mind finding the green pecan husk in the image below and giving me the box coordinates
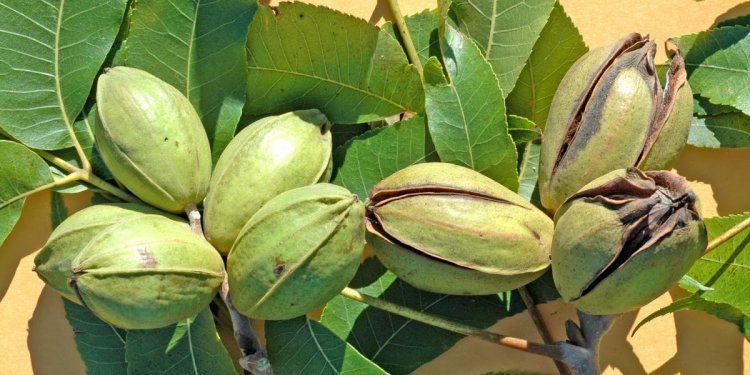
[551,168,707,315]
[95,67,212,213]
[366,163,553,295]
[203,109,333,254]
[70,215,224,329]
[539,33,693,212]
[33,203,185,303]
[227,183,365,320]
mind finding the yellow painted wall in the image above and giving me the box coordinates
[1,1,749,374]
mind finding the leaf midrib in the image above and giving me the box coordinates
[185,0,199,99]
[187,318,198,375]
[698,257,750,270]
[370,294,449,361]
[306,318,338,373]
[54,0,76,145]
[247,66,407,110]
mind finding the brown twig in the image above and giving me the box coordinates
[560,311,620,375]
[220,276,273,375]
[519,286,573,375]
[339,287,620,375]
[184,205,272,374]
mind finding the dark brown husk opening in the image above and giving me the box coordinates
[566,168,700,299]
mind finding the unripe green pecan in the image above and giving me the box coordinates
[71,215,224,329]
[227,183,365,320]
[203,109,333,254]
[366,163,553,295]
[551,168,707,315]
[539,33,693,213]
[33,203,185,303]
[95,66,212,213]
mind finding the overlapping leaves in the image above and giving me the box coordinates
[266,315,388,375]
[318,259,559,374]
[451,0,556,96]
[635,212,750,337]
[424,24,518,189]
[0,0,127,150]
[332,115,438,199]
[506,1,588,127]
[245,2,424,124]
[672,23,750,148]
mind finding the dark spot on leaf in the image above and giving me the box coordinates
[174,140,179,147]
[299,13,304,19]
[163,137,168,142]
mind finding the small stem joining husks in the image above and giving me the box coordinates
[185,204,204,237]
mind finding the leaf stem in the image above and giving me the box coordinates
[386,0,423,76]
[0,173,81,210]
[339,287,559,357]
[339,287,621,375]
[34,148,139,204]
[704,215,750,254]
[519,286,572,375]
[185,204,204,237]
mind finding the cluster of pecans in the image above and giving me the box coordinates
[34,32,706,331]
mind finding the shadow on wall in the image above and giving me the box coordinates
[599,288,746,375]
[674,147,750,216]
[599,311,648,375]
[28,287,85,375]
[0,191,53,301]
[652,289,745,375]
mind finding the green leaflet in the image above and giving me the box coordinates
[632,295,749,338]
[245,3,424,124]
[517,140,542,207]
[332,115,438,199]
[265,315,388,375]
[451,0,556,96]
[686,212,750,316]
[0,0,127,150]
[63,299,128,375]
[506,1,588,128]
[688,113,750,148]
[508,115,542,144]
[672,26,750,117]
[424,25,518,190]
[125,308,237,375]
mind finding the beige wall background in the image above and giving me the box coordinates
[2,1,749,374]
